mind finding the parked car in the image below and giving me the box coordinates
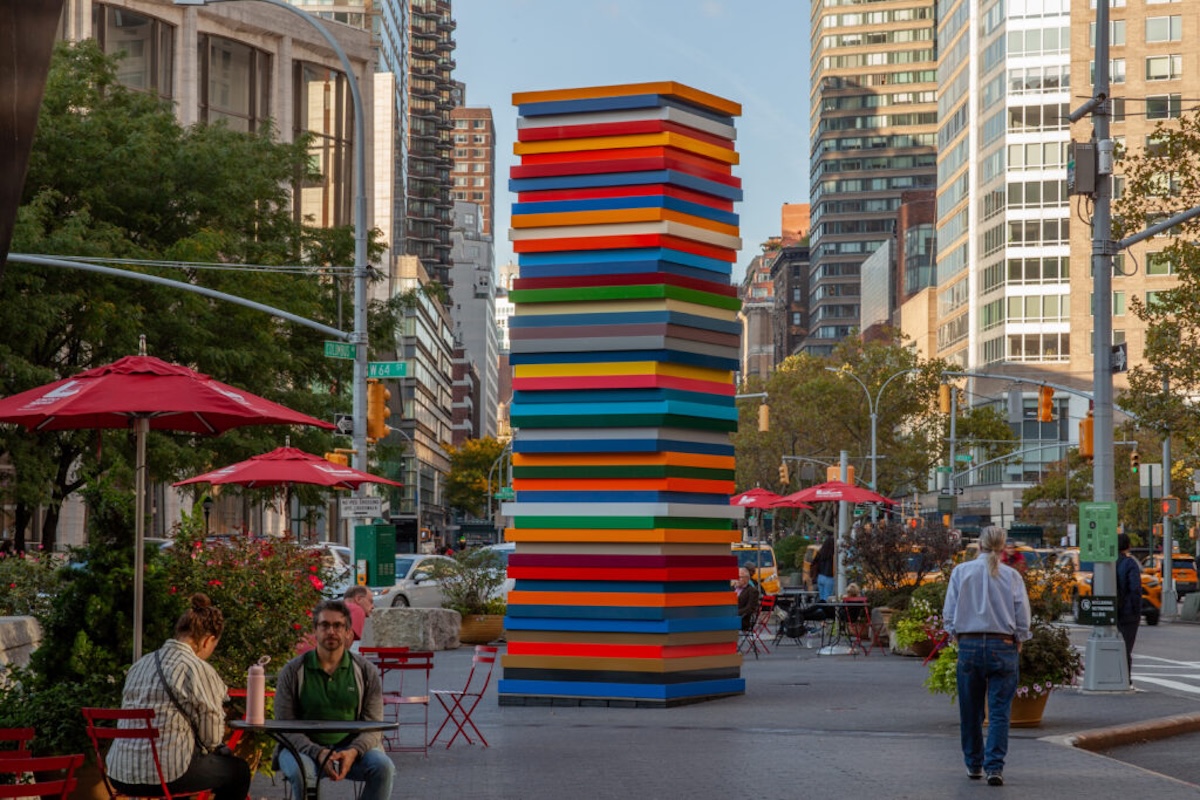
[480,541,515,601]
[371,554,455,609]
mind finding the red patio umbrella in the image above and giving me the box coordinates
[0,351,335,661]
[175,446,401,490]
[730,488,786,509]
[773,480,895,507]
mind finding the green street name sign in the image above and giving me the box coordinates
[936,466,953,474]
[494,487,515,501]
[324,341,355,360]
[368,361,408,379]
[954,454,973,462]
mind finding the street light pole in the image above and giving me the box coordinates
[826,367,915,519]
[174,0,371,538]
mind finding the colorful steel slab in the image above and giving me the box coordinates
[516,104,738,141]
[512,81,742,116]
[509,169,743,201]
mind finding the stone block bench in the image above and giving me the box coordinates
[367,607,460,651]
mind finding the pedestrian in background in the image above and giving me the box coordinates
[1115,532,1142,683]
[734,567,760,631]
[342,585,374,650]
[942,526,1031,787]
[812,533,836,601]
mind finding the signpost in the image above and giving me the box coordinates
[1079,501,1119,562]
[334,414,353,435]
[324,340,355,360]
[367,361,408,379]
[1077,595,1117,626]
[340,496,384,518]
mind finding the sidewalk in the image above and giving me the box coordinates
[252,638,1200,800]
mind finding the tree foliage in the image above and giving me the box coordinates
[1112,108,1200,473]
[444,437,507,518]
[1,41,405,548]
[840,519,957,594]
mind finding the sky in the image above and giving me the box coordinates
[451,0,812,281]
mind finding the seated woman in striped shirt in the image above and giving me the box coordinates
[107,593,250,800]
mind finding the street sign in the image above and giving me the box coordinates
[1077,595,1117,626]
[340,496,384,518]
[939,487,964,495]
[324,340,355,360]
[494,487,515,501]
[937,496,957,513]
[334,414,353,435]
[1079,501,1119,562]
[1190,494,1200,502]
[368,361,408,379]
[1111,342,1128,373]
[954,454,973,463]
[936,466,953,474]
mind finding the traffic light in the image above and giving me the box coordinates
[778,462,790,485]
[324,452,349,466]
[1130,450,1141,474]
[1162,496,1180,517]
[366,378,392,441]
[1037,386,1055,423]
[826,465,856,484]
[938,384,951,414]
[1078,410,1094,460]
[758,403,770,433]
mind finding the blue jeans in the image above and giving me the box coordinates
[278,747,394,800]
[956,636,1019,775]
[817,574,836,601]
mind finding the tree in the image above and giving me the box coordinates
[444,438,507,518]
[1112,109,1200,477]
[1,42,401,547]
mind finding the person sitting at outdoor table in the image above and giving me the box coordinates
[734,567,761,631]
[107,593,251,800]
[274,599,394,800]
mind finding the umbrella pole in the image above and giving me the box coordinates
[132,416,149,663]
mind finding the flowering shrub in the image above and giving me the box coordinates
[159,513,337,686]
[892,597,943,649]
[0,547,63,618]
[924,621,1084,702]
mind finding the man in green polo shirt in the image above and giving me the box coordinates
[274,600,394,800]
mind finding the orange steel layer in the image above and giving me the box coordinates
[512,452,735,469]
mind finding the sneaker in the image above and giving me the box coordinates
[987,772,1004,786]
[967,767,983,780]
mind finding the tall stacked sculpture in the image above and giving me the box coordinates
[498,82,745,706]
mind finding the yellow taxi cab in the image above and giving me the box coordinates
[1059,548,1160,625]
[732,542,780,596]
[1140,552,1198,598]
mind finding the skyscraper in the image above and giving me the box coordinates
[804,0,938,356]
[450,98,496,238]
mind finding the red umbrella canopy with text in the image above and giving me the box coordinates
[0,353,335,662]
[176,446,400,490]
[773,480,894,507]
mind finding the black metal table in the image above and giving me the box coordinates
[228,719,398,800]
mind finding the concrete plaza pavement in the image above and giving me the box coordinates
[251,637,1200,800]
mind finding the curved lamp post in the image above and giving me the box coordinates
[825,366,915,518]
[174,0,371,524]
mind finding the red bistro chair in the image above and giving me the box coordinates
[360,647,434,756]
[428,645,499,748]
[81,708,211,800]
[0,728,35,757]
[0,753,83,800]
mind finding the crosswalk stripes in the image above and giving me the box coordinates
[1132,654,1200,696]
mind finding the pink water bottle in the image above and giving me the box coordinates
[245,656,270,724]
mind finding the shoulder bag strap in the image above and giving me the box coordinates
[154,650,209,754]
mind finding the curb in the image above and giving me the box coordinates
[1063,712,1200,751]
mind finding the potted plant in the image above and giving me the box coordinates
[923,558,1084,726]
[889,581,948,656]
[427,548,507,644]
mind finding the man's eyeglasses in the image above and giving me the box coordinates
[316,621,347,632]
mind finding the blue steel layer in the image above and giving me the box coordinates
[497,677,746,701]
[508,350,740,371]
[518,246,732,273]
[509,169,743,201]
[512,196,739,227]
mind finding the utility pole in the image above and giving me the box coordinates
[1077,0,1128,691]
[1162,380,1178,618]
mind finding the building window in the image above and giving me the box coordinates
[92,4,174,100]
[1147,252,1175,275]
[1089,19,1126,46]
[1146,94,1182,119]
[199,35,270,132]
[1145,15,1182,42]
[1145,55,1182,81]
[293,62,353,228]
